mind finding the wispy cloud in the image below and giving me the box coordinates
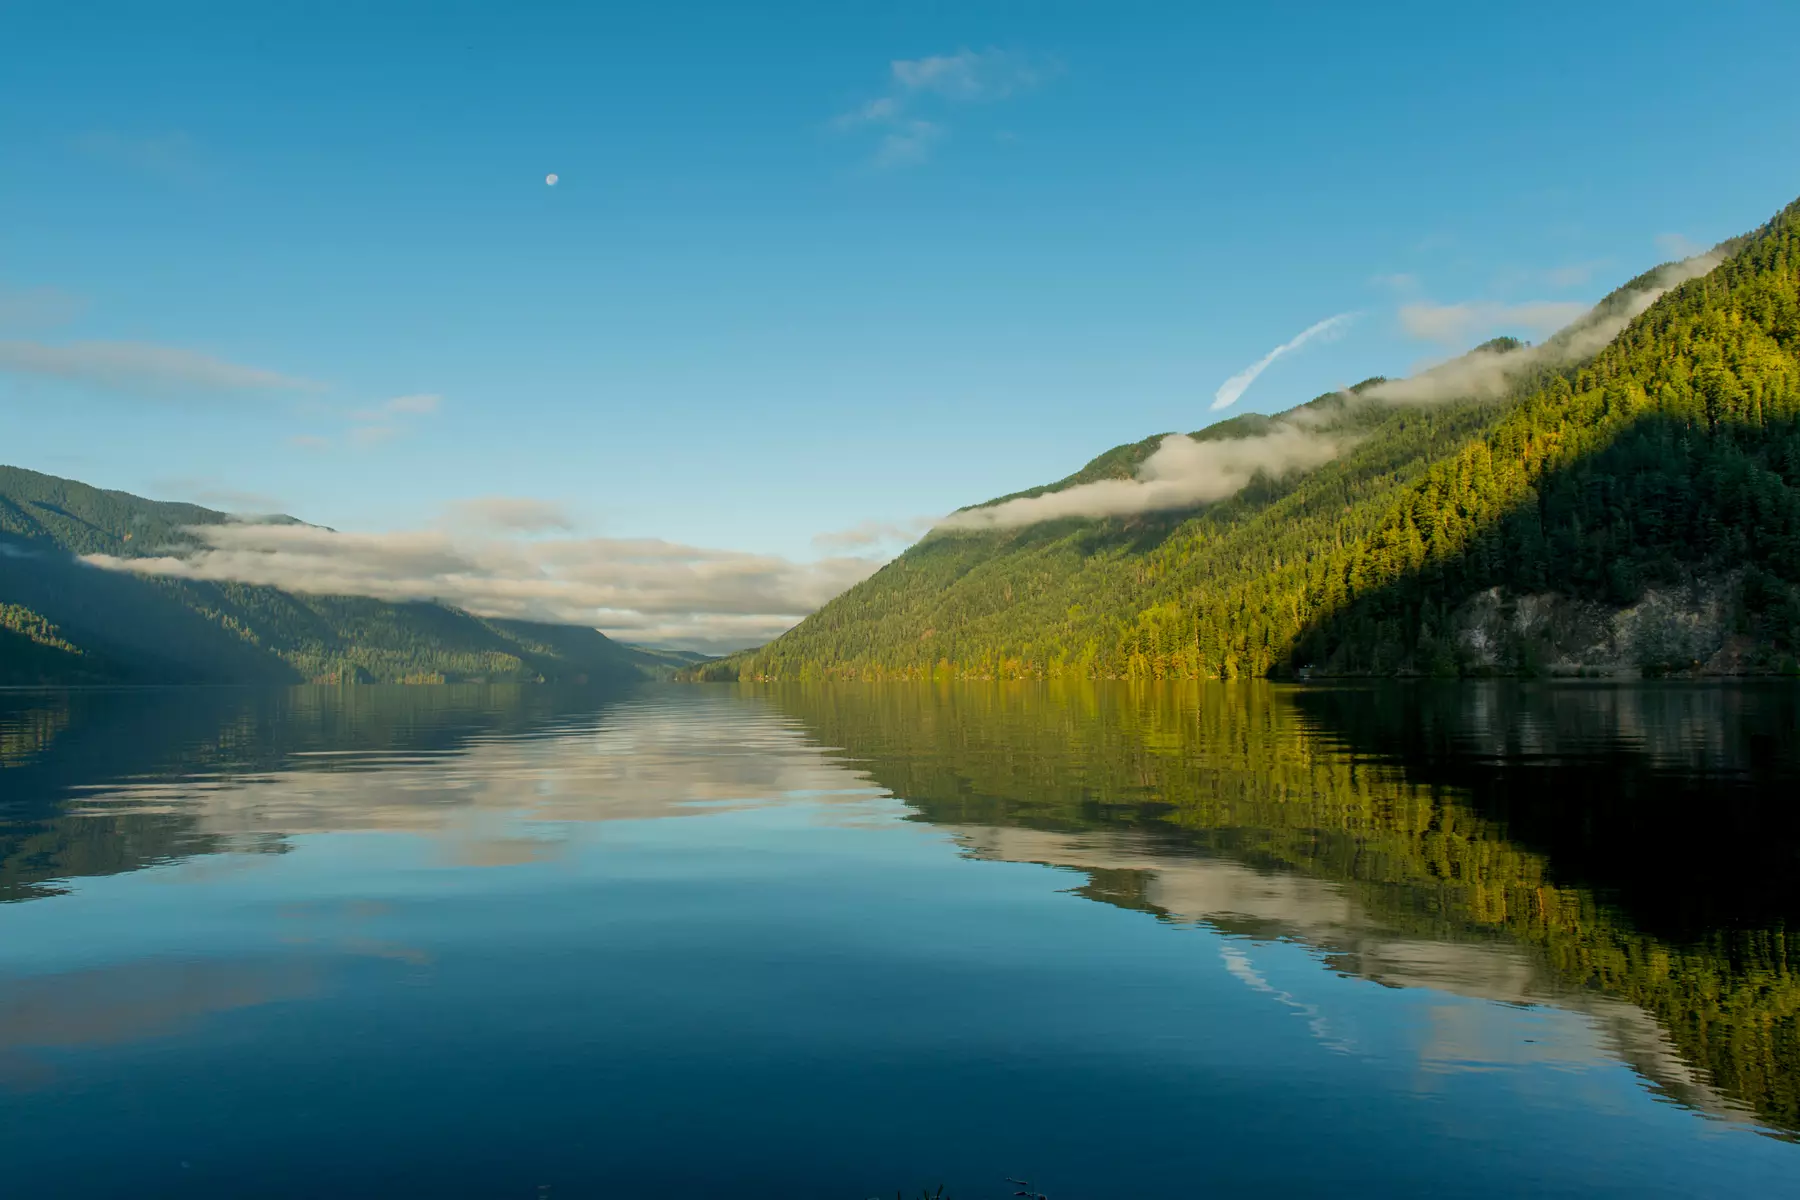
[0,339,321,398]
[1211,314,1355,411]
[811,517,935,552]
[1655,232,1706,259]
[83,523,885,654]
[446,496,575,534]
[290,393,444,452]
[150,479,288,515]
[354,395,439,447]
[1542,261,1607,288]
[937,244,1734,534]
[348,424,400,450]
[835,48,1053,167]
[351,393,441,420]
[940,423,1346,531]
[874,120,944,168]
[0,284,86,329]
[1397,300,1588,345]
[1365,251,1726,405]
[889,49,1048,100]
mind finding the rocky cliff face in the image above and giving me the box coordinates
[1444,575,1790,676]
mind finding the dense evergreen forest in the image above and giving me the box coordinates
[0,466,672,685]
[700,195,1800,681]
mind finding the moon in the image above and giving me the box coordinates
[545,173,559,186]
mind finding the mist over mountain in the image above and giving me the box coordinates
[695,196,1800,682]
[0,465,680,685]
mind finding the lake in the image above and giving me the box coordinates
[2,681,1798,1197]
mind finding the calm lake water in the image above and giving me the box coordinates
[2,681,1799,1197]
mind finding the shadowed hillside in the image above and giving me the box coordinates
[0,466,661,684]
[695,195,1799,682]
[1288,208,1800,676]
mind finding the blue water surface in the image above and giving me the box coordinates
[1,682,1795,1197]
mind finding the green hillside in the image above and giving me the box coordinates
[0,466,656,685]
[702,195,1800,681]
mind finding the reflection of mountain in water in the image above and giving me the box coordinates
[0,685,631,900]
[959,824,1746,1125]
[1287,684,1800,938]
[6,680,1799,1137]
[0,684,876,900]
[757,681,1800,1137]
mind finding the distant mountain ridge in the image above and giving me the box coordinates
[696,194,1800,681]
[0,465,668,685]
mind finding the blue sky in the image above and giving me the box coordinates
[4,1,1798,645]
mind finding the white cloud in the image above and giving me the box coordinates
[0,339,320,397]
[1397,300,1588,345]
[352,393,442,419]
[835,48,1052,167]
[1655,232,1706,259]
[0,285,86,328]
[812,517,935,552]
[833,96,902,128]
[336,393,443,450]
[1543,261,1606,288]
[874,120,943,168]
[348,424,400,449]
[939,424,1346,531]
[890,49,1045,100]
[151,479,287,514]
[446,496,575,534]
[82,524,885,654]
[1211,313,1355,411]
[934,244,1732,534]
[1366,251,1725,405]
[287,435,332,451]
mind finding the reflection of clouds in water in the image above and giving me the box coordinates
[444,835,567,868]
[958,823,1750,1124]
[0,957,319,1089]
[276,899,434,968]
[1219,941,1356,1054]
[1403,1000,1757,1129]
[1418,1003,1598,1074]
[68,694,889,867]
[0,899,436,1088]
[3,697,899,1087]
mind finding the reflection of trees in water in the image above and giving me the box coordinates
[7,679,1800,1134]
[0,697,68,769]
[758,680,1800,1137]
[0,682,866,902]
[0,684,631,902]
[1287,683,1800,938]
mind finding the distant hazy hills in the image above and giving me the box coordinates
[700,193,1800,681]
[0,466,679,685]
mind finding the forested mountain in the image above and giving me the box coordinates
[702,194,1800,681]
[0,466,664,685]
